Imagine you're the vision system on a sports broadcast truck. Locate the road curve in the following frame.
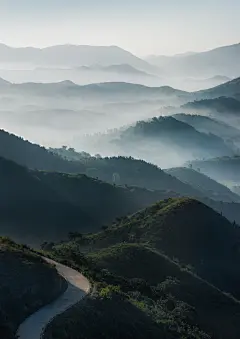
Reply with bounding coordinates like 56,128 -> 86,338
16,258 -> 90,339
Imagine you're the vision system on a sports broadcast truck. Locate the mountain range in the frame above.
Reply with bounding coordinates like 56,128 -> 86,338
146,43 -> 240,78
0,44 -> 155,72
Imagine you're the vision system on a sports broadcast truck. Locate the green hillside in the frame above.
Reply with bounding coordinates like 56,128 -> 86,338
88,243 -> 240,338
85,198 -> 240,298
46,199 -> 240,339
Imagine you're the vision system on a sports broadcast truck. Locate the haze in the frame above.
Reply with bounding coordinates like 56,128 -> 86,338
0,0 -> 239,55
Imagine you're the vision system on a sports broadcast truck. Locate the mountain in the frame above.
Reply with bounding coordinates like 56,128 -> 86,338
189,156 -> 240,185
0,129 -> 86,173
177,75 -> 232,91
196,77 -> 240,100
0,237 -> 66,339
51,198 -> 240,338
0,129 -> 203,197
0,77 -> 10,86
102,116 -> 236,166
173,113 -> 240,138
0,80 -> 188,102
0,43 -> 155,72
77,64 -> 155,77
146,43 -> 240,78
183,96 -> 240,114
1,128 -> 240,228
0,155 -> 193,245
86,198 -> 240,296
165,166 -> 240,202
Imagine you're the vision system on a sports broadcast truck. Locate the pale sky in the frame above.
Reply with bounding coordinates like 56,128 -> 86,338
0,0 -> 239,56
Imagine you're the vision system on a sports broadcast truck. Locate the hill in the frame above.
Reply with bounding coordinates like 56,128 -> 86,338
196,77 -> 240,100
83,64 -> 155,77
146,43 -> 240,78
87,243 -> 240,338
190,156 -> 240,185
0,129 -> 86,173
104,116 -> 236,165
0,43 -> 154,72
173,113 -> 240,139
0,156 -> 189,245
165,167 -> 240,202
0,81 -> 189,104
0,129 -> 205,197
0,237 -> 66,339
181,97 -> 240,116
47,199 -> 240,339
86,198 -> 240,296
0,157 -> 95,244
0,77 -> 10,86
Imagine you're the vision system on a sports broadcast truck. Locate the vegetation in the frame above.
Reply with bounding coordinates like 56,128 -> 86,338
42,198 -> 240,338
0,237 -> 66,338
173,113 -> 240,141
110,116 -> 235,159
0,129 -> 85,173
182,97 -> 240,114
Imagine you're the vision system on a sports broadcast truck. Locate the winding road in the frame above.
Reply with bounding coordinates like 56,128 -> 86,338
16,258 -> 90,339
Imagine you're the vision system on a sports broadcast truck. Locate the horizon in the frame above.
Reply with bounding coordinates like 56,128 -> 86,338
0,40 -> 239,58
0,0 -> 239,56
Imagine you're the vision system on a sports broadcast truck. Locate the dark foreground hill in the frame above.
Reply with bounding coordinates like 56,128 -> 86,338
1,153 -> 240,245
85,198 -> 240,298
44,198 -> 240,339
0,237 -> 66,339
0,156 -> 183,245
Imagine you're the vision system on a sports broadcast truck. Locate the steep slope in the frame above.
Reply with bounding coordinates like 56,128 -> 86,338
50,199 -> 240,339
87,198 -> 240,298
88,243 -> 240,338
0,157 -> 94,244
0,129 -> 85,173
165,166 -> 240,202
0,237 -> 66,339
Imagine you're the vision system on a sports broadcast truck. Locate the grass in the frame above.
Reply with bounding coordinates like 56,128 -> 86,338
41,197 -> 240,338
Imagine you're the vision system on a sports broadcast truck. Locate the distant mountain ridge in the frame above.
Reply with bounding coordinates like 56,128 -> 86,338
76,64 -> 155,77
146,42 -> 240,78
0,43 -> 155,72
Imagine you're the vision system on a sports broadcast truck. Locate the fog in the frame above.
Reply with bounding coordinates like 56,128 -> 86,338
0,41 -> 239,172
